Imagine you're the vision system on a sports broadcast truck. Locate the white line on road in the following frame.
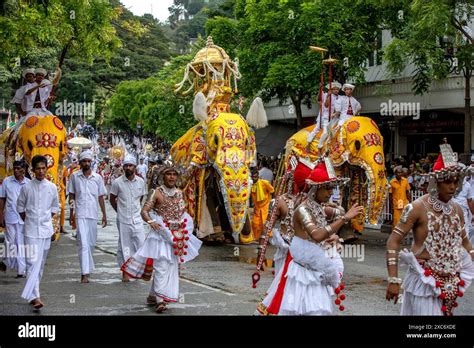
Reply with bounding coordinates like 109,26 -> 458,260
64,234 -> 236,297
180,277 -> 236,296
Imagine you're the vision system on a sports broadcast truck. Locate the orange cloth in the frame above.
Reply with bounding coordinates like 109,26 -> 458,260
251,179 -> 274,240
389,177 -> 411,226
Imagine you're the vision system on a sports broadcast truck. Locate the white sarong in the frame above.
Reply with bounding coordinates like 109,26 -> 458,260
76,218 -> 98,275
121,211 -> 201,302
260,236 -> 343,315
21,237 -> 51,302
270,225 -> 289,276
4,223 -> 26,275
400,250 -> 474,315
117,220 -> 145,268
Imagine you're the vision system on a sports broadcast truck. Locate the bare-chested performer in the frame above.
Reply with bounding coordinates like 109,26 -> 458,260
386,144 -> 474,315
121,160 -> 202,313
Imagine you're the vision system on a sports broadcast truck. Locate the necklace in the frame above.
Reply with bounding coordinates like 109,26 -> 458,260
160,185 -> 178,197
427,196 -> 453,214
305,199 -> 328,227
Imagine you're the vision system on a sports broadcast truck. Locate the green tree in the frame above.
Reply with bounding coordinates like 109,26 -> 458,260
0,0 -> 121,74
205,17 -> 239,56
106,51 -> 200,142
55,2 -> 171,127
234,0 -> 383,128
382,0 -> 474,159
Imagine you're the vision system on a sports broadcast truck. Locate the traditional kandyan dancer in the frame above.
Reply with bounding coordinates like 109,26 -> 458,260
257,158 -> 312,275
386,144 -> 474,315
121,159 -> 202,313
257,158 -> 363,315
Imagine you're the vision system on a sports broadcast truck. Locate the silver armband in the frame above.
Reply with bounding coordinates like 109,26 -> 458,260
387,277 -> 402,284
324,225 -> 334,236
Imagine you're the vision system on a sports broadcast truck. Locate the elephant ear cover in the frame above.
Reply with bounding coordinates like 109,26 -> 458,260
193,92 -> 208,122
246,97 -> 268,129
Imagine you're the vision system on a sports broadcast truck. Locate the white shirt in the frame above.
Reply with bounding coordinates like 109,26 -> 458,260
0,175 -> 30,224
469,176 -> 474,200
318,92 -> 339,119
24,80 -> 52,111
10,85 -> 28,112
335,95 -> 361,117
110,175 -> 146,224
454,178 -> 471,212
136,164 -> 148,178
259,167 -> 274,183
16,178 -> 59,238
69,170 -> 106,220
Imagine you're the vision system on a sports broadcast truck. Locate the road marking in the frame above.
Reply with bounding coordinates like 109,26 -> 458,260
63,234 -> 237,297
180,277 -> 236,296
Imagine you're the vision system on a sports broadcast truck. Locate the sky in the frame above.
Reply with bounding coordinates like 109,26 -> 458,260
120,0 -> 174,22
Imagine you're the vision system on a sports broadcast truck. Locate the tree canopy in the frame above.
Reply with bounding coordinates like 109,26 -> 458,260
382,0 -> 474,94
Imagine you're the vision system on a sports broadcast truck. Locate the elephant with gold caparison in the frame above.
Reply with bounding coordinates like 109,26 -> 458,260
171,37 -> 267,243
286,116 -> 388,235
0,114 -> 68,239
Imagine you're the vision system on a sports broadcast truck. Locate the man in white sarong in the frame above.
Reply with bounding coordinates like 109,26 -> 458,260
68,150 -> 107,283
386,144 -> 474,315
16,155 -> 59,310
121,160 -> 202,313
110,155 -> 146,282
0,161 -> 30,277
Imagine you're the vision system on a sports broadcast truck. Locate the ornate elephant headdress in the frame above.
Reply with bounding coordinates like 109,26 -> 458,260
175,36 -> 241,96
174,36 -> 267,129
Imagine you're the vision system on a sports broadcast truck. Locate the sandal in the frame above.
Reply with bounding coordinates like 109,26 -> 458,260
155,302 -> 167,313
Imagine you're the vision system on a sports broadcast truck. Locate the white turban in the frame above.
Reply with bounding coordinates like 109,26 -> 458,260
23,68 -> 35,77
79,150 -> 93,161
326,81 -> 342,89
123,155 -> 137,166
343,83 -> 355,91
35,68 -> 47,76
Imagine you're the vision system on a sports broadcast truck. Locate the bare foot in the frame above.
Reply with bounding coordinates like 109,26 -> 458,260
31,298 -> 44,309
146,295 -> 157,305
155,302 -> 167,313
122,272 -> 130,282
0,261 -> 6,272
81,274 -> 90,283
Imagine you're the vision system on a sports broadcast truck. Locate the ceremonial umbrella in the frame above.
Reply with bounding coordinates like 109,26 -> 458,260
67,136 -> 92,149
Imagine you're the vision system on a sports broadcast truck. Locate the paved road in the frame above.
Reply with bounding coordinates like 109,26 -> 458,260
1,201 -> 474,315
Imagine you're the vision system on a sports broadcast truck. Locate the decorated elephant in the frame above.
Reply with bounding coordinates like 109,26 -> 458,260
171,37 -> 267,243
0,115 -> 68,240
285,116 -> 388,237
